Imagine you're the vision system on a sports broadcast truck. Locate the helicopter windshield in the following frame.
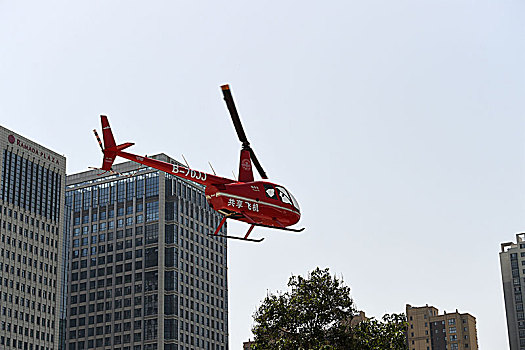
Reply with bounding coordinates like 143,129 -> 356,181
275,186 -> 300,211
263,184 -> 300,211
289,191 -> 300,210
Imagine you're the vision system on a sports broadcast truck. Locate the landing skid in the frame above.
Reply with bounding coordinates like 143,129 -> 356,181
209,213 -> 304,243
88,166 -> 118,176
88,164 -> 146,178
252,222 -> 305,233
210,220 -> 263,242
208,233 -> 264,243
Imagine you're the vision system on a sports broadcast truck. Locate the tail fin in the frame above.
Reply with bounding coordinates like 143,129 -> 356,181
101,115 -> 116,149
97,115 -> 134,171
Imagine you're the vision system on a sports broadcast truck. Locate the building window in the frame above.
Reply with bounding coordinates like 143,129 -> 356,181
145,174 -> 159,198
144,319 -> 158,340
145,224 -> 159,245
144,294 -> 158,316
145,248 -> 158,268
136,177 -> 144,199
146,202 -> 159,222
126,180 -> 135,201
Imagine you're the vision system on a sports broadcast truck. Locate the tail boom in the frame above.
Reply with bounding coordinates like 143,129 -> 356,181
95,115 -> 234,187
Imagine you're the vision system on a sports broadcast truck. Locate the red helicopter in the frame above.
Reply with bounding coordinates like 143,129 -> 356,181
92,84 -> 303,242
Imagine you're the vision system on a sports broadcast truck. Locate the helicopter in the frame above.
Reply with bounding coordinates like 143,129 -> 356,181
92,84 -> 303,242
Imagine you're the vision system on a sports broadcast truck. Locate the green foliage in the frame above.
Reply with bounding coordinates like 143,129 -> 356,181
352,313 -> 409,350
251,268 -> 408,350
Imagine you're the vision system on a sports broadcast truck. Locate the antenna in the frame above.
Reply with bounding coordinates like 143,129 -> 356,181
181,154 -> 190,168
208,161 -> 217,176
232,170 -> 237,181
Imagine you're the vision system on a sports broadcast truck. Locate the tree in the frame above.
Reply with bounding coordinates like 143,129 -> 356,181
352,313 -> 409,350
251,268 -> 408,350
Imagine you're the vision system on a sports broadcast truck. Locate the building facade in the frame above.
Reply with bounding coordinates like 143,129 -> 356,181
406,304 -> 478,350
500,233 -> 525,350
64,154 -> 228,350
0,126 -> 66,350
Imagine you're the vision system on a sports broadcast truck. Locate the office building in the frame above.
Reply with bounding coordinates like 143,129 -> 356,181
500,233 -> 525,350
0,126 -> 66,350
64,154 -> 228,350
406,304 -> 478,350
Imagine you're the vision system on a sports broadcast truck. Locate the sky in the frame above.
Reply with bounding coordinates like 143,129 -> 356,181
1,0 -> 524,348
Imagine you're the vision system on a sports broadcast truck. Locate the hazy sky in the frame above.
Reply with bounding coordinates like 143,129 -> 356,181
1,1 -> 524,348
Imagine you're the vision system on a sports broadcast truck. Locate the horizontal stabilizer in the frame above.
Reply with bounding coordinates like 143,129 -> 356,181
106,142 -> 135,152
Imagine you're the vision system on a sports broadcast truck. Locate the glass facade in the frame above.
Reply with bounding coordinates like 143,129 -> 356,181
1,150 -> 62,222
65,155 -> 228,350
0,128 -> 66,350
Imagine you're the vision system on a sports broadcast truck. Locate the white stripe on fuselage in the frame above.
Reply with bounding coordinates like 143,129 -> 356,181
215,192 -> 299,215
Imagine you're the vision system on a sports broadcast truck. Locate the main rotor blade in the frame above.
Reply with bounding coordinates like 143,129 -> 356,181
249,148 -> 268,179
221,84 -> 268,179
221,84 -> 250,147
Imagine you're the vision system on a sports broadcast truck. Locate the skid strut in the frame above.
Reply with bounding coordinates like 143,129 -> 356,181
213,216 -> 228,236
244,225 -> 255,239
209,217 -> 264,242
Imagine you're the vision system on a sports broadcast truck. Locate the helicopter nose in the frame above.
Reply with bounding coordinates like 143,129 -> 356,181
292,210 -> 301,225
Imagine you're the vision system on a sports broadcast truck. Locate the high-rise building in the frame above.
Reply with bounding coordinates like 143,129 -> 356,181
406,304 -> 478,350
64,154 -> 228,350
0,126 -> 66,350
500,233 -> 525,350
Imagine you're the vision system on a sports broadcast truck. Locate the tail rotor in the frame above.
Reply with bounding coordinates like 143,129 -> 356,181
93,129 -> 104,152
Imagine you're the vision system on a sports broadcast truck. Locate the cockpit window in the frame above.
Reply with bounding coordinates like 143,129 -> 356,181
275,186 -> 292,205
263,184 -> 300,210
263,184 -> 277,200
289,191 -> 300,210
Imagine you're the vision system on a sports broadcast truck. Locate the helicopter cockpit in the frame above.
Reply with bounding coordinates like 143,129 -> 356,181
263,184 -> 300,211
